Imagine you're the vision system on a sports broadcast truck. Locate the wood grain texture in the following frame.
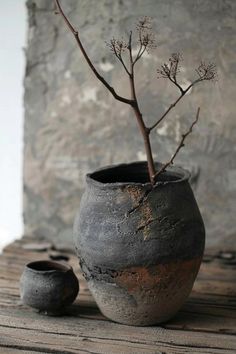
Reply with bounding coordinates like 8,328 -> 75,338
0,236 -> 235,354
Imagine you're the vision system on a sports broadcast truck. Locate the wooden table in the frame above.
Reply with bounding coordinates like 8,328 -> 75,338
0,236 -> 235,354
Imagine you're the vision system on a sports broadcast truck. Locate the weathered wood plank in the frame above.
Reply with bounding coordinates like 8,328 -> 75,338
0,311 -> 235,354
0,236 -> 235,353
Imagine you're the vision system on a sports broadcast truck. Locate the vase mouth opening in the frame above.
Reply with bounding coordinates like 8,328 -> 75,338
26,260 -> 71,273
87,161 -> 190,187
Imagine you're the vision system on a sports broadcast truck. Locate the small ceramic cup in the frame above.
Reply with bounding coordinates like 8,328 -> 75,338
20,260 -> 79,315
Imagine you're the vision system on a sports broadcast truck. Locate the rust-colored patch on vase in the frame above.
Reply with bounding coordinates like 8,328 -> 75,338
124,185 -> 145,206
124,185 -> 153,240
88,257 -> 203,325
114,257 -> 202,298
137,202 -> 153,240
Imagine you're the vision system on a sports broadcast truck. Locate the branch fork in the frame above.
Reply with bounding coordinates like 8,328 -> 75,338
54,0 -> 216,185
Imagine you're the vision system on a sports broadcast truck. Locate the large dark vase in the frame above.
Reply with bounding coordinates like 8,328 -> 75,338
74,162 -> 205,326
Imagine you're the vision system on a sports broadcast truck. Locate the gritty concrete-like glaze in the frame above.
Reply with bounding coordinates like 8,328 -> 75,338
20,260 -> 79,314
74,162 -> 205,325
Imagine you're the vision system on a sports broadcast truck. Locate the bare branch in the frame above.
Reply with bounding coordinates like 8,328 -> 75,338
157,53 -> 184,94
125,25 -> 156,183
133,30 -> 144,64
128,66 -> 156,183
128,31 -> 133,50
196,61 -> 217,82
148,83 -> 193,132
54,0 -> 134,106
157,56 -> 216,90
55,2 -> 156,183
133,17 -> 157,65
154,107 -> 200,180
54,3 -> 216,186
106,38 -> 130,75
133,44 -> 148,65
150,59 -> 216,132
128,31 -> 134,68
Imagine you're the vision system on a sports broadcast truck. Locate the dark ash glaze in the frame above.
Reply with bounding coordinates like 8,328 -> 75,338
74,162 -> 205,325
20,260 -> 79,314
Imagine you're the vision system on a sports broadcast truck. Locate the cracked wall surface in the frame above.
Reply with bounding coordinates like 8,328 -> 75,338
24,0 -> 236,248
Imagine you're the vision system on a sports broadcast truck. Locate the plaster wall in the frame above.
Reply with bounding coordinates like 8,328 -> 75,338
24,0 -> 236,248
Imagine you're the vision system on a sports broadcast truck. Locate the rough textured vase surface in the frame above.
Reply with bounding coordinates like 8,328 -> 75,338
74,162 -> 205,326
20,260 -> 79,314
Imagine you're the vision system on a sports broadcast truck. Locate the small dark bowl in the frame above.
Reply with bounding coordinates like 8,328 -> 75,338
20,260 -> 79,315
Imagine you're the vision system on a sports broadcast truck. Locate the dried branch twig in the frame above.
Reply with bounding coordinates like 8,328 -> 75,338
54,2 -> 216,185
154,107 -> 200,180
133,17 -> 157,65
54,0 -> 156,183
54,0 -> 134,106
148,87 -> 191,132
196,62 -> 217,81
149,58 -> 216,132
106,38 -> 130,75
156,53 -> 184,93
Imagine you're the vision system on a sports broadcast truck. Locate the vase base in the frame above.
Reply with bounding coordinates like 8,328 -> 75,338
87,277 -> 193,326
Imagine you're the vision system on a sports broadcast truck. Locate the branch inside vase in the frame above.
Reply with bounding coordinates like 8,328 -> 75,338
54,1 -> 216,185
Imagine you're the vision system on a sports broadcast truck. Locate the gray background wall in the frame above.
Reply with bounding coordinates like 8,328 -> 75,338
24,0 -> 236,248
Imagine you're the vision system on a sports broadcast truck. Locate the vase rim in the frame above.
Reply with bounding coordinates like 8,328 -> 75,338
86,161 -> 190,189
25,260 -> 72,274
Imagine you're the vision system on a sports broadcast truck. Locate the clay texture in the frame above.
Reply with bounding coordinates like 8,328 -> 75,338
20,260 -> 79,314
74,162 -> 205,325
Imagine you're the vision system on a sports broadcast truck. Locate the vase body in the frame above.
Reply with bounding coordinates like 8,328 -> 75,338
20,260 -> 79,314
74,162 -> 205,326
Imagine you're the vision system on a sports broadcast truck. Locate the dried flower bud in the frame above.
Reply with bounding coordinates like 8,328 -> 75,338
135,17 -> 157,53
136,16 -> 153,32
157,53 -> 182,79
196,62 -> 217,81
106,38 -> 128,58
